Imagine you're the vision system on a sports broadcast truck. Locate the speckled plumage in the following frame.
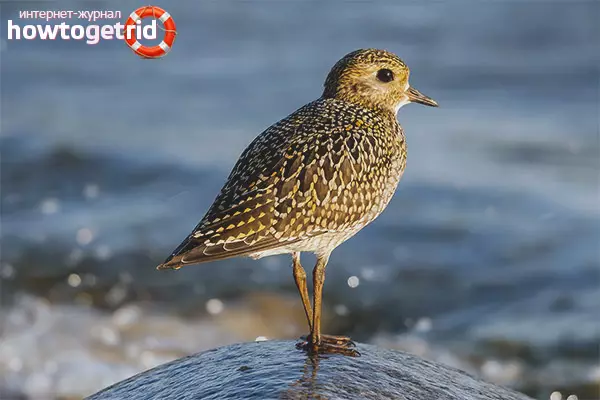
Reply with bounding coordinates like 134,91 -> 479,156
160,97 -> 406,267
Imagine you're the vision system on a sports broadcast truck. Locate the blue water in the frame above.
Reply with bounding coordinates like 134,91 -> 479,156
1,1 -> 599,398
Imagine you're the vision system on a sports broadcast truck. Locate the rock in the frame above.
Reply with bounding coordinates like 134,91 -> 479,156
87,340 -> 532,400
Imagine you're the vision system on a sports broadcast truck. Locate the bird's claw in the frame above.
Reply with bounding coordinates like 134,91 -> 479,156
300,334 -> 356,348
296,334 -> 360,357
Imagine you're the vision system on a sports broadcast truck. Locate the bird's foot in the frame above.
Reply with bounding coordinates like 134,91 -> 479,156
305,334 -> 355,347
296,334 -> 360,357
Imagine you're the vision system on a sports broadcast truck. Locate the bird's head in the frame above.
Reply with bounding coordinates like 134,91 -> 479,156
323,48 -> 438,113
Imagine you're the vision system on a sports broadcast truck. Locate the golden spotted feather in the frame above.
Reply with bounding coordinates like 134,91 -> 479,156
158,97 -> 406,269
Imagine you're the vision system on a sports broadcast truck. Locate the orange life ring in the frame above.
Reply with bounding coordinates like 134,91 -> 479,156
124,6 -> 176,59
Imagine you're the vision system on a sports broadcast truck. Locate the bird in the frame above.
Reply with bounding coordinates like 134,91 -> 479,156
157,48 -> 438,356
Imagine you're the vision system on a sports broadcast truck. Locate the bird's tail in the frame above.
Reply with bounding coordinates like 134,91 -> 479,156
156,255 -> 184,270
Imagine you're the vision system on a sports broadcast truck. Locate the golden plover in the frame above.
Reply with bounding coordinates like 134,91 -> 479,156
157,48 -> 438,355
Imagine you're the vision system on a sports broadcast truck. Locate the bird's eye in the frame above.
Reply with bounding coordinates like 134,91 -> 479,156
376,68 -> 394,83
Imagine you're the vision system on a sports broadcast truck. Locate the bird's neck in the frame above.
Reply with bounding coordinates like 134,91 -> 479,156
321,95 -> 398,121
323,84 -> 398,116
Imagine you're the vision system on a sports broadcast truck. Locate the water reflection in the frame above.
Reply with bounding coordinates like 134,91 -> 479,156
281,355 -> 324,400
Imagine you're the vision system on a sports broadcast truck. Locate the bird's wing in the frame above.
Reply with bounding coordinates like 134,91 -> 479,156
158,99 -> 383,270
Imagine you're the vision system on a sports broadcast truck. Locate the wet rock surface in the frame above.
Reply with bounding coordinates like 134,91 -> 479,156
88,340 -> 532,400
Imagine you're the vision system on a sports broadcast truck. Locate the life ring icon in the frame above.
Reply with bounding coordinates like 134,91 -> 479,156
124,6 -> 177,59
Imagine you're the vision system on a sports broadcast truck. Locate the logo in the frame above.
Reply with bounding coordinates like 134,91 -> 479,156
124,6 -> 177,59
6,5 -> 177,59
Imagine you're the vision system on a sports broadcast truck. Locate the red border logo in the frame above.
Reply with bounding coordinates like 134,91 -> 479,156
124,6 -> 176,59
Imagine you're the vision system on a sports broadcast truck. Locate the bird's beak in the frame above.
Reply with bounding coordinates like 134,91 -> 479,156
406,86 -> 438,107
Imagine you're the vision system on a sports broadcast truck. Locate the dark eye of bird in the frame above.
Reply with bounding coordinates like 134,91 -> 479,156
376,68 -> 394,83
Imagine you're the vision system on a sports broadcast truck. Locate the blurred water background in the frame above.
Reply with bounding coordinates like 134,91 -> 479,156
1,1 -> 599,399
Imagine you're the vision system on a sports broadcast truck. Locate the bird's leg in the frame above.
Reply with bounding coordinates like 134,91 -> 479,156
295,254 -> 358,356
292,252 -> 313,331
310,254 -> 327,346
